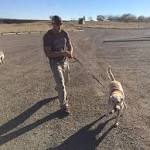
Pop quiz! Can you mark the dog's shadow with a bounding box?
[48,115,115,150]
[0,96,67,145]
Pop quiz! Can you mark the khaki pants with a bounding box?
[50,60,70,108]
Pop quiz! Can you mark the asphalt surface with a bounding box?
[0,28,150,150]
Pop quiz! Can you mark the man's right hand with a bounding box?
[63,51,73,58]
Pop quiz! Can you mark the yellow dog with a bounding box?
[107,66,127,127]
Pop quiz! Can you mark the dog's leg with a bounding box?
[1,57,4,64]
[106,99,111,116]
[0,57,2,64]
[107,98,115,116]
[114,109,121,127]
[123,101,127,109]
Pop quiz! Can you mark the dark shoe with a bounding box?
[58,106,70,119]
[61,105,70,115]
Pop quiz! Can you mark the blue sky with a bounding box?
[0,0,150,20]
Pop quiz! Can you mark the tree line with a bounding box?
[1,14,150,24]
[97,14,150,22]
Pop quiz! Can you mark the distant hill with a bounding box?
[0,18,48,24]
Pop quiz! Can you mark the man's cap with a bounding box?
[51,15,63,25]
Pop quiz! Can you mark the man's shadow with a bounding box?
[0,96,66,145]
[48,115,115,150]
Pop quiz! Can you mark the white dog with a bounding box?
[0,51,4,64]
[107,66,127,127]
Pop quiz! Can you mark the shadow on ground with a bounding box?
[0,96,67,145]
[48,115,115,150]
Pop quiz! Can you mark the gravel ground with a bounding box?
[0,28,150,150]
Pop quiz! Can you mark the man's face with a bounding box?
[52,23,61,31]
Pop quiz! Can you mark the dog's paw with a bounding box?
[114,122,119,128]
[111,109,115,114]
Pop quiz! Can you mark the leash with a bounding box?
[70,56,105,88]
[71,56,83,66]
[90,74,105,88]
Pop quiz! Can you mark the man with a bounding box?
[43,15,73,114]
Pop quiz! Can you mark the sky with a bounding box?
[0,0,150,20]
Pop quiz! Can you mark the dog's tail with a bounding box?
[107,66,115,81]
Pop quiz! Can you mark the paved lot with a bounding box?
[0,28,150,150]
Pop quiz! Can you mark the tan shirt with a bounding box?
[43,29,71,61]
